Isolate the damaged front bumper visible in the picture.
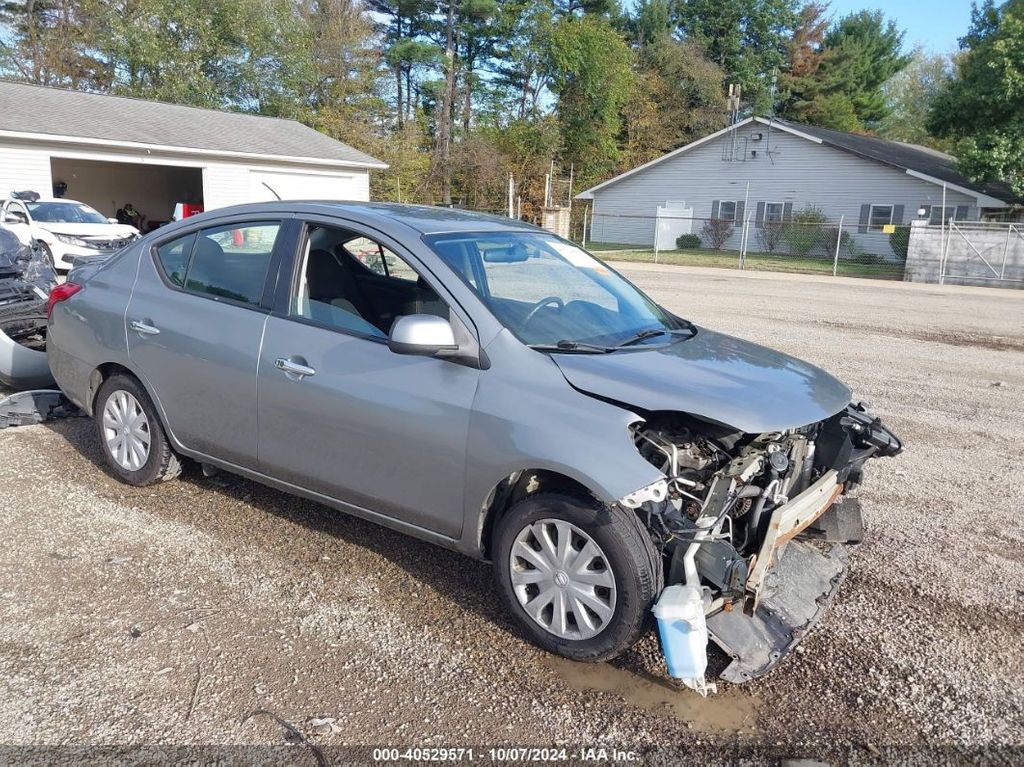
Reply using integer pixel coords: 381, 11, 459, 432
0, 228, 58, 389
707, 537, 848, 683
628, 403, 901, 690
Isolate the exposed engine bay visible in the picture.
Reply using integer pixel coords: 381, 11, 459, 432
0, 226, 58, 389
626, 403, 902, 690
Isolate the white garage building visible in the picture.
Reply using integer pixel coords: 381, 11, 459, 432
0, 81, 386, 227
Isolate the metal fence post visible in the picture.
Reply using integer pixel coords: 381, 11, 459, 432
653, 208, 661, 264
832, 215, 844, 277
939, 217, 952, 285
739, 212, 749, 269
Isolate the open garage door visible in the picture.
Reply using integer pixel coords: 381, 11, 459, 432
50, 157, 203, 231
249, 169, 367, 203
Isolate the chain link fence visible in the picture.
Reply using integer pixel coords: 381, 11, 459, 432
575, 211, 911, 280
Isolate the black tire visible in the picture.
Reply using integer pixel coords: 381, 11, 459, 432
493, 492, 662, 662
94, 374, 181, 486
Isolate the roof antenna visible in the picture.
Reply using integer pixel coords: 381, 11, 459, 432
261, 181, 281, 200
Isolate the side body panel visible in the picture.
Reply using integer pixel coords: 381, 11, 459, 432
48, 246, 143, 409
123, 236, 269, 467
257, 316, 479, 537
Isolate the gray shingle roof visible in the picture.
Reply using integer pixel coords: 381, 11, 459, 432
0, 80, 385, 168
775, 118, 1018, 204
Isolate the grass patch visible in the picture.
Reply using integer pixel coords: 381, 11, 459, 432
591, 246, 905, 281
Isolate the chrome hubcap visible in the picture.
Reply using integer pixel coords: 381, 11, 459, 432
102, 390, 151, 472
509, 518, 617, 640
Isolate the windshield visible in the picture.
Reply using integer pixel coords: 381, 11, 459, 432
26, 201, 109, 225
423, 231, 689, 348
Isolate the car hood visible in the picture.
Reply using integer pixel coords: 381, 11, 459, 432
36, 222, 138, 238
550, 327, 852, 433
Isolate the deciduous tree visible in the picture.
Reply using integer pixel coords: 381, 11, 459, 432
928, 0, 1024, 195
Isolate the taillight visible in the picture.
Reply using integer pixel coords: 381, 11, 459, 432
47, 282, 82, 319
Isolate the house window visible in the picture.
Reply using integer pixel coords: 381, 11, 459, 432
868, 204, 894, 231
928, 206, 955, 225
719, 201, 737, 222
763, 202, 785, 223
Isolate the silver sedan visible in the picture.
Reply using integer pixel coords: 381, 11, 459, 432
46, 202, 901, 689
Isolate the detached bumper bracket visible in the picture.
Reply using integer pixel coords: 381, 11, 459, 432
706, 540, 848, 683
0, 389, 80, 429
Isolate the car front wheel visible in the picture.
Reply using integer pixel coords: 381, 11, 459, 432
94, 374, 181, 486
493, 492, 662, 662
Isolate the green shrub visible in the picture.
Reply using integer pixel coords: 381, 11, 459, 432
675, 233, 701, 250
783, 205, 828, 256
888, 225, 911, 261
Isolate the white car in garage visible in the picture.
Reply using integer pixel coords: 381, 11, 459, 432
1, 196, 139, 271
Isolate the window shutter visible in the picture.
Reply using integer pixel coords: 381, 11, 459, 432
755, 202, 765, 228
711, 200, 720, 219
736, 200, 745, 223
858, 204, 871, 233
892, 205, 904, 225
782, 202, 793, 222
954, 205, 969, 221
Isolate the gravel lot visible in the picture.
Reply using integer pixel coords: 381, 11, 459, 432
1, 264, 1022, 762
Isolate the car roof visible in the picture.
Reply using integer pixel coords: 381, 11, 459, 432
198, 201, 545, 235
12, 197, 84, 204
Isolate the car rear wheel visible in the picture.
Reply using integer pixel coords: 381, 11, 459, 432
493, 492, 662, 662
94, 374, 181, 486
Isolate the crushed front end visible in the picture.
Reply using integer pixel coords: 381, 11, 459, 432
623, 403, 902, 690
0, 228, 58, 389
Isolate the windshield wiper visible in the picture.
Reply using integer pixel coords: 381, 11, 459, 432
529, 340, 615, 353
616, 323, 697, 348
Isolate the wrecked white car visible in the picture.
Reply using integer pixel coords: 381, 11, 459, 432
46, 203, 901, 691
0, 226, 57, 389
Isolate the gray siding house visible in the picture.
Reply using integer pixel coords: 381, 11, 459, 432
578, 117, 1017, 252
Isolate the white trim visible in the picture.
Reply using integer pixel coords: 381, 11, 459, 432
903, 169, 1005, 208
762, 201, 785, 223
0, 129, 388, 171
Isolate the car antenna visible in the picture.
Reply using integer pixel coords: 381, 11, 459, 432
261, 182, 281, 201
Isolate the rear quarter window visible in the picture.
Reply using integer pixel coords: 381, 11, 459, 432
155, 233, 196, 287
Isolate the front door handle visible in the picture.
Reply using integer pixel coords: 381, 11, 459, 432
274, 357, 316, 379
130, 320, 160, 336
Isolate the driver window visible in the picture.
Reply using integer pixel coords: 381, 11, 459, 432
292, 224, 449, 338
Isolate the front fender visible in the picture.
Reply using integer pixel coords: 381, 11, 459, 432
459, 330, 664, 554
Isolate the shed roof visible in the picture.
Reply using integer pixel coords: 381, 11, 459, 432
0, 80, 385, 169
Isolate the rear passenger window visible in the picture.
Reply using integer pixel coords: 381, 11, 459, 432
345, 237, 418, 282
155, 232, 196, 287
184, 222, 279, 306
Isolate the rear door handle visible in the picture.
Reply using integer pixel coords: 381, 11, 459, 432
274, 357, 316, 379
130, 320, 160, 336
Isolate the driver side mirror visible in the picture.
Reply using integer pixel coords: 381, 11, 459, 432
3, 210, 28, 225
107, 217, 119, 224
388, 314, 459, 357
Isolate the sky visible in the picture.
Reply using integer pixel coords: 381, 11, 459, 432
824, 0, 973, 54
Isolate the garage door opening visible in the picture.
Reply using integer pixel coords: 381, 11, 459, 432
50, 157, 203, 232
